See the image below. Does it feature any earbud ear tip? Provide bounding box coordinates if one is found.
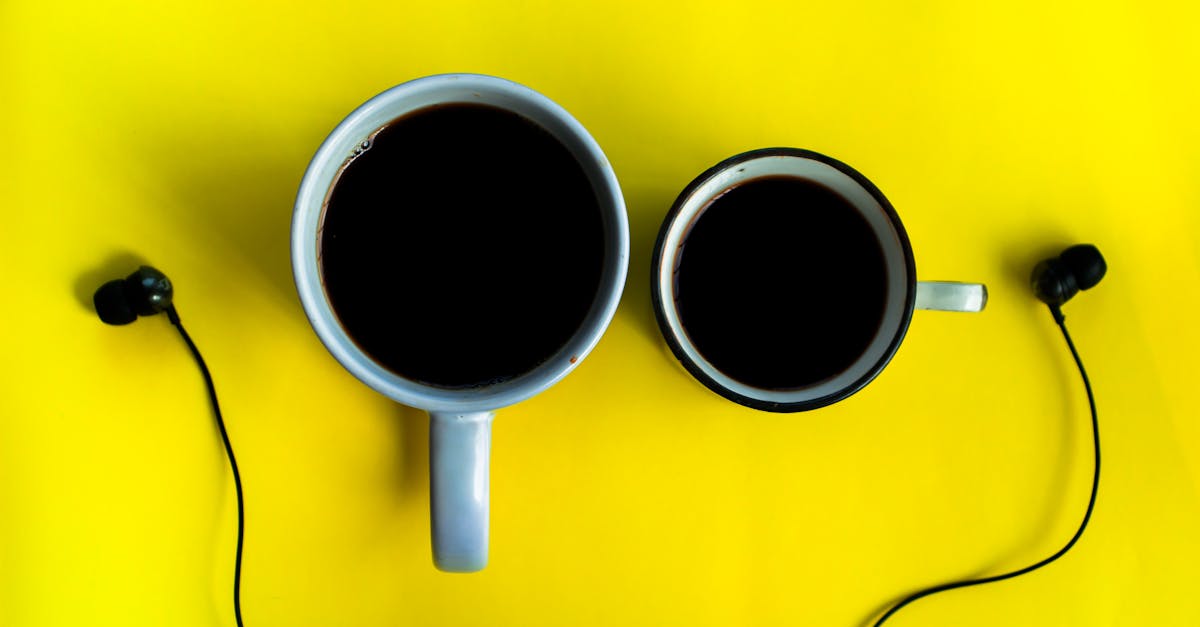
[1061,244,1107,291]
[94,280,137,325]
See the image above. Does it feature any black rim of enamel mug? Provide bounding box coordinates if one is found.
[650,147,918,413]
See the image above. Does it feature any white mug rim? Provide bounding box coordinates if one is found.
[292,74,629,413]
[651,148,917,412]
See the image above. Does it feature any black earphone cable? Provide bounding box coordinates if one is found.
[167,306,246,627]
[873,306,1099,626]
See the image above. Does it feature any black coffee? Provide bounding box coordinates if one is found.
[319,103,604,388]
[674,176,888,389]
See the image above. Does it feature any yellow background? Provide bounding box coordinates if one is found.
[3,0,1198,625]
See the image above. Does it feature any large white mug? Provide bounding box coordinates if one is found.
[292,74,628,571]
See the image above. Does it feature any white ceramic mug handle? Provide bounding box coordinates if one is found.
[915,281,988,312]
[429,410,494,572]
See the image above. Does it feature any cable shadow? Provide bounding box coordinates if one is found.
[857,563,993,627]
[999,237,1084,544]
[859,238,1089,627]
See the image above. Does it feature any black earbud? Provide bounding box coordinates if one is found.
[1031,244,1106,319]
[93,266,175,325]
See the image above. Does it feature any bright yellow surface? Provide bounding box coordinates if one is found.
[3,1,1199,625]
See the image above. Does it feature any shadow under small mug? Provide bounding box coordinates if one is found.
[293,74,628,571]
[651,148,986,412]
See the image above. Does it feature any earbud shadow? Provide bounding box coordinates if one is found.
[165,156,309,308]
[1000,242,1070,292]
[126,118,329,310]
[73,251,150,313]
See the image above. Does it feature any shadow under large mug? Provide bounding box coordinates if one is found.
[292,74,628,571]
[652,148,986,412]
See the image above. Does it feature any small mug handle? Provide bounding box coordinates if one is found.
[429,410,495,572]
[915,281,988,312]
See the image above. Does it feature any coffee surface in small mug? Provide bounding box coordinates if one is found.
[319,103,606,388]
[674,176,888,389]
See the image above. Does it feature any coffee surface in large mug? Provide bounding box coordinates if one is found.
[319,103,605,388]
